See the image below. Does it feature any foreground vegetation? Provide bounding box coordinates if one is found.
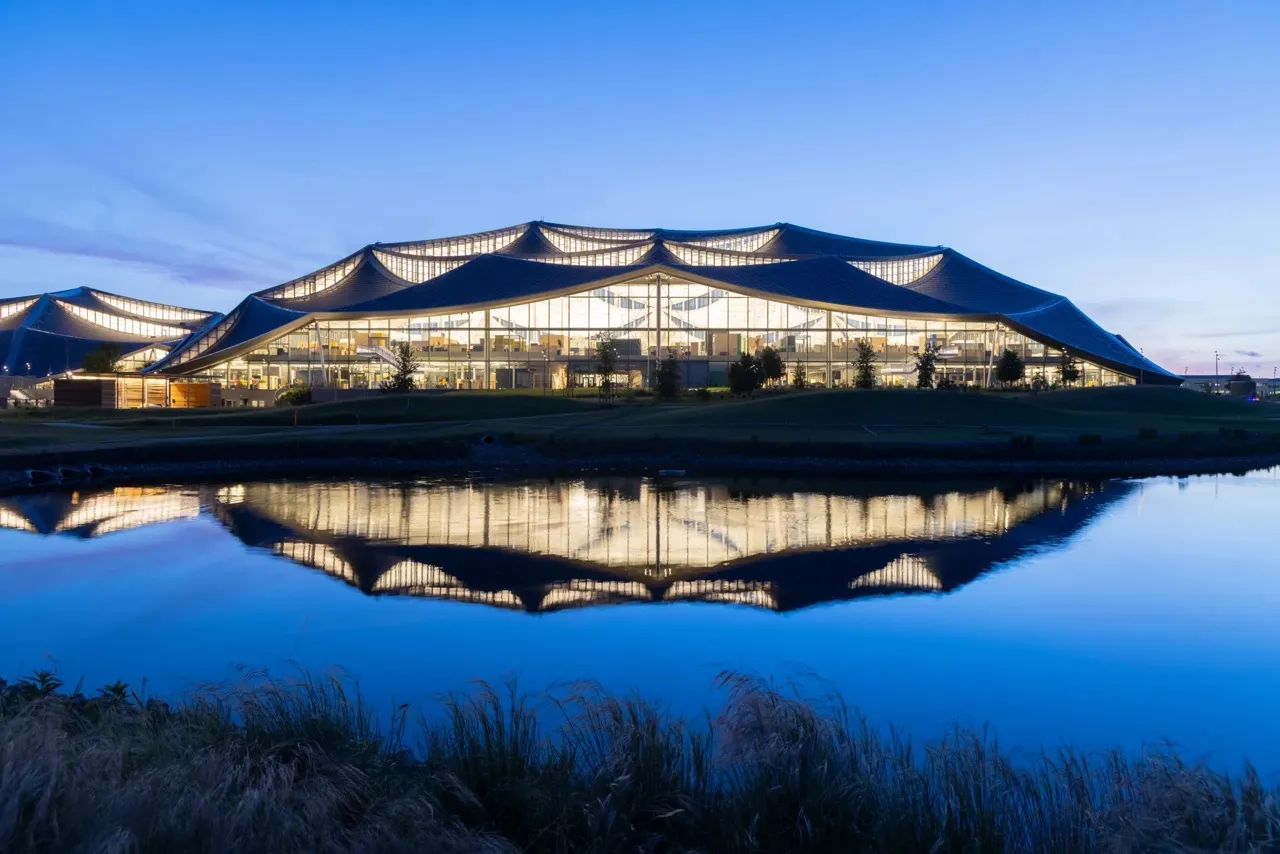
[2,386,1279,474]
[2,670,1277,853]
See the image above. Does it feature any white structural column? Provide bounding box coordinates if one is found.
[483,309,492,390]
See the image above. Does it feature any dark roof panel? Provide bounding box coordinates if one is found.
[678,256,974,316]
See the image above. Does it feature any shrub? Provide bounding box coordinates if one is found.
[936,374,957,391]
[695,387,711,401]
[1078,433,1103,445]
[275,384,313,407]
[1138,427,1159,441]
[727,353,763,394]
[1009,434,1036,450]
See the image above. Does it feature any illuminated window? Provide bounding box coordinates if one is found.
[115,345,170,371]
[667,242,792,266]
[683,228,779,253]
[529,242,652,266]
[380,224,526,257]
[539,226,649,253]
[262,257,360,300]
[552,225,655,242]
[0,298,36,320]
[57,301,189,338]
[93,292,210,323]
[168,310,241,366]
[373,250,466,283]
[849,254,942,285]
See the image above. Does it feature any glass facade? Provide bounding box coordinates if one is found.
[92,292,211,323]
[192,272,1133,393]
[0,298,37,320]
[56,301,190,339]
[850,254,943,285]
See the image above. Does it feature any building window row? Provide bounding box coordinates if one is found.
[380,224,526,257]
[0,298,36,320]
[263,258,360,300]
[372,250,466,283]
[553,225,655,242]
[171,308,241,366]
[57,301,189,339]
[539,226,645,253]
[850,254,943,285]
[684,228,779,253]
[668,243,792,266]
[93,291,210,323]
[528,243,652,266]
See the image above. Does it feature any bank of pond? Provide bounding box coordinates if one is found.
[2,670,1277,854]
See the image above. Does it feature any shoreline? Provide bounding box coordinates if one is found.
[2,444,1277,491]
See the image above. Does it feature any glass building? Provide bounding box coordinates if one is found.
[145,222,1177,399]
[0,288,217,377]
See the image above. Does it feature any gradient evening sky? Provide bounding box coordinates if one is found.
[2,1,1277,374]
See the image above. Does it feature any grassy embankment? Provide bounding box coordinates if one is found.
[2,670,1277,854]
[2,386,1279,471]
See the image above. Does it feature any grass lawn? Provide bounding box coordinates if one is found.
[2,387,1277,467]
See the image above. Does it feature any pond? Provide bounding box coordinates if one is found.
[2,469,1278,772]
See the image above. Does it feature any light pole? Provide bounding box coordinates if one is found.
[1214,350,1220,393]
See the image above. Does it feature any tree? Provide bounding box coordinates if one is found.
[759,346,784,387]
[1058,350,1081,387]
[595,336,619,401]
[81,343,120,374]
[995,348,1025,387]
[379,341,418,393]
[655,349,681,400]
[914,341,940,389]
[853,338,878,389]
[727,353,763,394]
[791,361,807,389]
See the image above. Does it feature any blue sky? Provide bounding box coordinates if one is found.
[1,0,1277,374]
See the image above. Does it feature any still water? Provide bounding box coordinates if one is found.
[1,470,1278,771]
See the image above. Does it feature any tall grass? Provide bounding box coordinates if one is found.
[0,669,1275,853]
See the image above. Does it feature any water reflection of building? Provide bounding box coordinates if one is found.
[0,487,201,538]
[0,478,1132,611]
[208,478,1134,612]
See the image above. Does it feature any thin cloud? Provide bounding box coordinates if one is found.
[1191,329,1279,339]
[1235,349,1263,359]
[0,213,267,290]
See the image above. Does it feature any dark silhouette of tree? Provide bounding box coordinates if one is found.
[914,342,940,389]
[1058,350,1081,386]
[995,348,1025,387]
[595,336,618,401]
[791,362,807,389]
[728,353,763,394]
[80,343,120,374]
[759,346,784,387]
[854,338,878,389]
[379,341,418,393]
[655,349,681,400]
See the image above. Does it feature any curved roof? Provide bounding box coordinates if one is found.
[0,288,219,377]
[148,221,1176,381]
